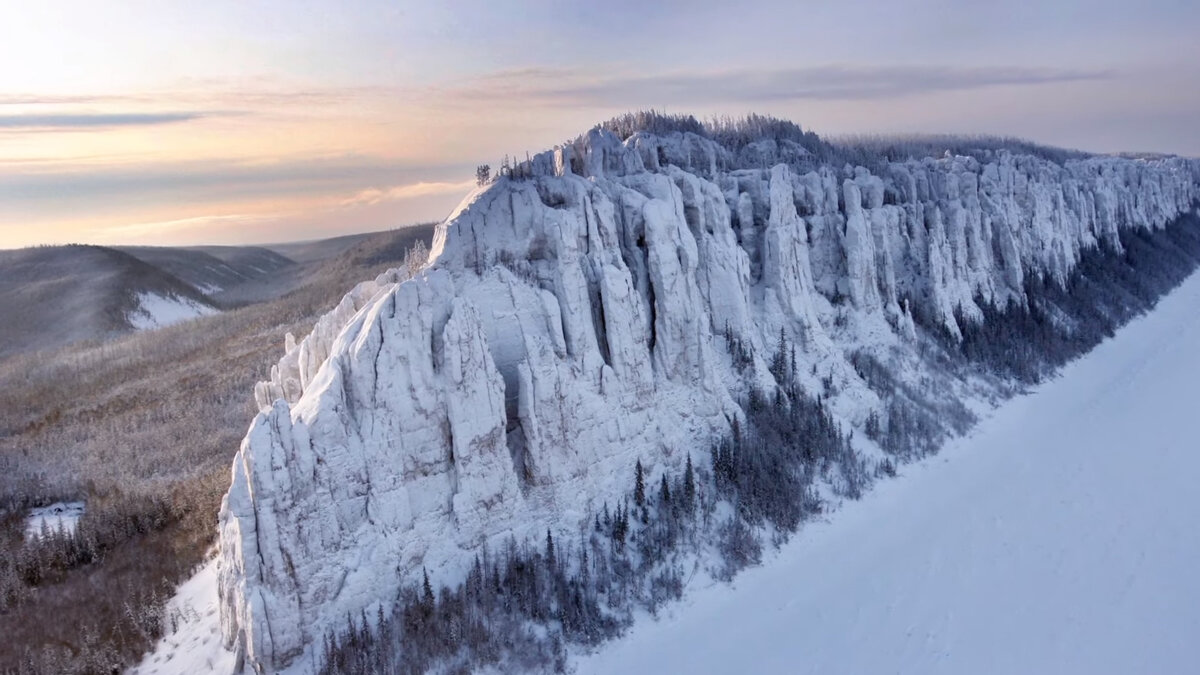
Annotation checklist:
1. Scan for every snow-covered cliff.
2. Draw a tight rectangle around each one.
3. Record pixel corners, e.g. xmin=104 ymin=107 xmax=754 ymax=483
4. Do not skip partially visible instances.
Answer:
xmin=218 ymin=123 xmax=1199 ymax=673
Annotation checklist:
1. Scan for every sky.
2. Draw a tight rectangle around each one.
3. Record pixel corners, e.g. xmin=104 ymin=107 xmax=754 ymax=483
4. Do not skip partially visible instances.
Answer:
xmin=1 ymin=0 xmax=1198 ymax=249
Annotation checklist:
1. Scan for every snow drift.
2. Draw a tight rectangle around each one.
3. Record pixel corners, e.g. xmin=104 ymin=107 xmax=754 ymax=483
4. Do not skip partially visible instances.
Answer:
xmin=217 ymin=120 xmax=1200 ymax=673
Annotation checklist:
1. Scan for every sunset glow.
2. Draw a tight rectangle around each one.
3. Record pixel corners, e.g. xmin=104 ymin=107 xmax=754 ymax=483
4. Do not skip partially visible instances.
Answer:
xmin=3 ymin=0 xmax=1197 ymax=248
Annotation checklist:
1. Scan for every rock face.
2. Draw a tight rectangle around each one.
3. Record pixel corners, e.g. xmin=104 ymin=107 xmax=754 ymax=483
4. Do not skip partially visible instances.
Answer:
xmin=219 ymin=126 xmax=1200 ymax=673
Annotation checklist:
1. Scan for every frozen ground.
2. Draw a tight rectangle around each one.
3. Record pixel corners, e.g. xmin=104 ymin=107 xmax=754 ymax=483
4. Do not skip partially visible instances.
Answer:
xmin=24 ymin=501 xmax=85 ymax=540
xmin=128 ymin=559 xmax=237 ymax=675
xmin=128 ymin=292 xmax=215 ymax=331
xmin=576 ymin=271 xmax=1200 ymax=675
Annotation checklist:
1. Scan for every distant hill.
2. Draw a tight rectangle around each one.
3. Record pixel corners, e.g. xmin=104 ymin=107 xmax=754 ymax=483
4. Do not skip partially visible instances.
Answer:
xmin=0 ymin=225 xmax=439 ymax=360
xmin=119 ymin=245 xmax=294 ymax=296
xmin=0 ymin=245 xmax=215 ymax=358
xmin=213 ymin=224 xmax=438 ymax=305
xmin=314 ymin=223 xmax=438 ymax=269
xmin=264 ymin=231 xmax=380 ymax=264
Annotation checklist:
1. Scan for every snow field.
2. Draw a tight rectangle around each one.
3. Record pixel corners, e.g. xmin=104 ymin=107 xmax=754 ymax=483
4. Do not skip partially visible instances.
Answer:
xmin=128 ymin=559 xmax=237 ymax=675
xmin=128 ymin=292 xmax=215 ymax=331
xmin=24 ymin=501 xmax=85 ymax=541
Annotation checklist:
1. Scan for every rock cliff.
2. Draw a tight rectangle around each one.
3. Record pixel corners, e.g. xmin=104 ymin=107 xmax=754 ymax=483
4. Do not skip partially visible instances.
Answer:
xmin=219 ymin=121 xmax=1199 ymax=672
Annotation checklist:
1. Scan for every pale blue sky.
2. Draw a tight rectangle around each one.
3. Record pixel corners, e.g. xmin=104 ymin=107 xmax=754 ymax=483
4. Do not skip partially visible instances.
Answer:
xmin=1 ymin=0 xmax=1197 ymax=247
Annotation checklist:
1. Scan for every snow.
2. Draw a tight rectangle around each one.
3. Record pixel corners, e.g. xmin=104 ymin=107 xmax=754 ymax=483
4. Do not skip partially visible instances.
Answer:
xmin=576 ymin=270 xmax=1200 ymax=675
xmin=24 ymin=501 xmax=85 ymax=540
xmin=253 ymin=269 xmax=403 ymax=408
xmin=128 ymin=292 xmax=215 ymax=330
xmin=128 ymin=559 xmax=237 ymax=675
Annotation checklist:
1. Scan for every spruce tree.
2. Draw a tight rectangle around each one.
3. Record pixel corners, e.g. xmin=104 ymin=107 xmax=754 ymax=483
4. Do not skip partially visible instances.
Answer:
xmin=634 ymin=459 xmax=646 ymax=507
xmin=771 ymin=327 xmax=788 ymax=381
xmin=683 ymin=454 xmax=696 ymax=512
xmin=422 ymin=568 xmax=435 ymax=609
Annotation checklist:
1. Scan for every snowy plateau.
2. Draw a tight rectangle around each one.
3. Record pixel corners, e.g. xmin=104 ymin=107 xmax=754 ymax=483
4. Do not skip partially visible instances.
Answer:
xmin=204 ymin=122 xmax=1199 ymax=673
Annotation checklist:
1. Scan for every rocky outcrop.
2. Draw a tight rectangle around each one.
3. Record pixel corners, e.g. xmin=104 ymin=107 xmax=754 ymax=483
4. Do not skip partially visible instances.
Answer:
xmin=219 ymin=125 xmax=1199 ymax=673
xmin=253 ymin=270 xmax=406 ymax=408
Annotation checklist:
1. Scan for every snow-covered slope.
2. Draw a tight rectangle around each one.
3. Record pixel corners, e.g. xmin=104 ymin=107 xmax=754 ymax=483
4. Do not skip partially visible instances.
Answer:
xmin=127 ymin=291 xmax=217 ymax=330
xmin=130 ymin=560 xmax=238 ymax=675
xmin=0 ymin=244 xmax=219 ymax=358
xmin=576 ymin=266 xmax=1200 ymax=675
xmin=217 ymin=123 xmax=1200 ymax=673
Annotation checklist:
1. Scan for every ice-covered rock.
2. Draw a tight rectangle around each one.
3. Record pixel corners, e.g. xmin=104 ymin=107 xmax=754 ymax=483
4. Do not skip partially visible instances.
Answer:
xmin=254 ymin=269 xmax=407 ymax=408
xmin=219 ymin=124 xmax=1200 ymax=673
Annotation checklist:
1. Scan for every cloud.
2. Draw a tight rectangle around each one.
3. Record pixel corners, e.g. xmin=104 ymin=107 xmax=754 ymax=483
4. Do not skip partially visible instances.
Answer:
xmin=96 ymin=212 xmax=274 ymax=239
xmin=76 ymin=180 xmax=471 ymax=247
xmin=0 ymin=83 xmax=387 ymax=112
xmin=0 ymin=111 xmax=230 ymax=130
xmin=1 ymin=155 xmax=471 ymax=207
xmin=444 ymin=64 xmax=1114 ymax=107
xmin=340 ymin=180 xmax=477 ymax=208
xmin=0 ymin=94 xmax=140 ymax=105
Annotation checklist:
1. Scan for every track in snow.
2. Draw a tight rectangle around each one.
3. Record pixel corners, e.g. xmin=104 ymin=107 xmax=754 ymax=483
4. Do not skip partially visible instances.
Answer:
xmin=576 ymin=272 xmax=1200 ymax=675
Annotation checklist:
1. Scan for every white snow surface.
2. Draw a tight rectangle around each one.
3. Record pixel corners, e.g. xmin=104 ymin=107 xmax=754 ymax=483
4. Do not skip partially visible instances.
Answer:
xmin=218 ymin=127 xmax=1200 ymax=673
xmin=24 ymin=501 xmax=85 ymax=540
xmin=577 ymin=270 xmax=1200 ymax=675
xmin=129 ymin=559 xmax=237 ymax=675
xmin=128 ymin=291 xmax=215 ymax=330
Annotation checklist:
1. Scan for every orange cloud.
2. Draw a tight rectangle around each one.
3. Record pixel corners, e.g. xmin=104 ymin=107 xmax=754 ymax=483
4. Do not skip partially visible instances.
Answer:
xmin=339 ymin=180 xmax=476 ymax=208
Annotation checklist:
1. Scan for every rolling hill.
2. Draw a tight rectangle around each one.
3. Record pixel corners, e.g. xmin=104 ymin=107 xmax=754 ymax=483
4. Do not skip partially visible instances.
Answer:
xmin=0 ymin=225 xmax=437 ymax=360
xmin=0 ymin=245 xmax=215 ymax=358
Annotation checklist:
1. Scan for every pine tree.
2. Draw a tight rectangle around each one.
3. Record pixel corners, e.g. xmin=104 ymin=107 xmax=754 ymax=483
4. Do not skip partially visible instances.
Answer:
xmin=683 ymin=454 xmax=696 ymax=513
xmin=789 ymin=342 xmax=797 ymax=387
xmin=545 ymin=529 xmax=556 ymax=571
xmin=376 ymin=605 xmax=385 ymax=638
xmin=422 ymin=568 xmax=435 ymax=609
xmin=770 ymin=327 xmax=788 ymax=381
xmin=579 ymin=535 xmax=590 ymax=586
xmin=634 ymin=459 xmax=646 ymax=508
xmin=611 ymin=502 xmax=627 ymax=547
xmin=660 ymin=473 xmax=671 ymax=505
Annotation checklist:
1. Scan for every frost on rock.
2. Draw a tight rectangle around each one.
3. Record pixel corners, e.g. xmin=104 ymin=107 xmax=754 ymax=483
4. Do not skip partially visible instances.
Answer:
xmin=218 ymin=125 xmax=1200 ymax=673
xmin=254 ymin=269 xmax=406 ymax=408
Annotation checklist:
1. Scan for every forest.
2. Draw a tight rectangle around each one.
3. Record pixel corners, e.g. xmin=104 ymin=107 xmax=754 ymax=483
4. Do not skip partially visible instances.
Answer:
xmin=0 ymin=231 xmax=432 ymax=674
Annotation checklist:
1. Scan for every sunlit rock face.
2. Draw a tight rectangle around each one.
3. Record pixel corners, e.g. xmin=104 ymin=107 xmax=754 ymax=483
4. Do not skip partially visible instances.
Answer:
xmin=219 ymin=124 xmax=1199 ymax=673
